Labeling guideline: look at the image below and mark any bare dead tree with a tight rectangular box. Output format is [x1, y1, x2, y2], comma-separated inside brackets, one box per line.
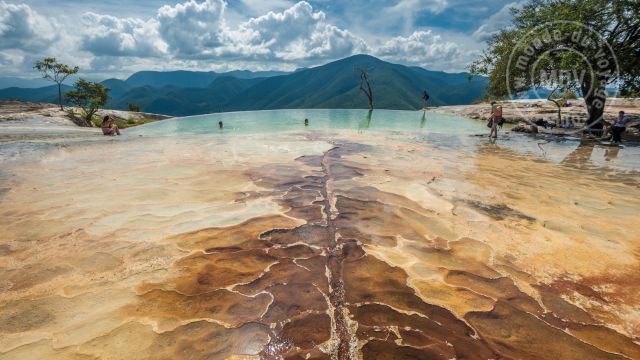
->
[547, 86, 563, 123]
[355, 67, 373, 110]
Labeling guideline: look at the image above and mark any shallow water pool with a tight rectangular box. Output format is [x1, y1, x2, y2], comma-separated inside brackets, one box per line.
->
[125, 109, 487, 136]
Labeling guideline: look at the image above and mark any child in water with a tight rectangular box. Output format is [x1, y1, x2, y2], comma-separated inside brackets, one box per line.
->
[488, 103, 503, 138]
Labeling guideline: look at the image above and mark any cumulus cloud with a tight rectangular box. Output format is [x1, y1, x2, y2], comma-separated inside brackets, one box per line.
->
[75, 1, 367, 63]
[0, 1, 56, 51]
[0, 0, 483, 76]
[228, 2, 367, 61]
[157, 0, 227, 55]
[375, 30, 463, 68]
[80, 13, 167, 57]
[473, 1, 522, 41]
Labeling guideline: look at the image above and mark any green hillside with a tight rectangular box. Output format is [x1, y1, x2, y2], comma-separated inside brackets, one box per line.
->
[0, 84, 74, 104]
[125, 69, 289, 88]
[0, 55, 487, 116]
[225, 55, 486, 111]
[109, 77, 264, 116]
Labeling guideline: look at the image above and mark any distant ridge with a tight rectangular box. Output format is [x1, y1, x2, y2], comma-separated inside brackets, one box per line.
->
[0, 55, 488, 116]
[124, 69, 289, 88]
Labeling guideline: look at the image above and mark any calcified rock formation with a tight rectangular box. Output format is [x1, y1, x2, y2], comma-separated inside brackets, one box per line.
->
[0, 131, 639, 359]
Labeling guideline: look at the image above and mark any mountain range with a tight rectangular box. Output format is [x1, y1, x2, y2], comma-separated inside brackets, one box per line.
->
[0, 55, 488, 116]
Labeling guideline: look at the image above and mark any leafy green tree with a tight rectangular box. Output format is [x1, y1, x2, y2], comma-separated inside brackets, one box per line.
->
[33, 57, 79, 111]
[65, 79, 111, 127]
[470, 0, 639, 128]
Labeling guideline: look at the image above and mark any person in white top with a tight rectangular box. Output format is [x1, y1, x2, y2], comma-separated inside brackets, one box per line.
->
[612, 111, 632, 143]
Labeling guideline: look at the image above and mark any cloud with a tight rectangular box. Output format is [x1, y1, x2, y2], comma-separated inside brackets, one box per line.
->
[236, 0, 294, 17]
[0, 0, 488, 77]
[473, 1, 522, 41]
[157, 0, 227, 55]
[228, 2, 367, 61]
[75, 1, 367, 63]
[0, 1, 56, 51]
[388, 0, 449, 15]
[375, 30, 464, 69]
[80, 13, 167, 57]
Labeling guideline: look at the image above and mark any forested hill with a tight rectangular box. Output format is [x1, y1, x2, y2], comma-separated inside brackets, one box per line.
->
[0, 55, 487, 116]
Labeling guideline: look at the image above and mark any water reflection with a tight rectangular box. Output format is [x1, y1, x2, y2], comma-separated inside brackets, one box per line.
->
[358, 110, 373, 132]
[604, 147, 619, 161]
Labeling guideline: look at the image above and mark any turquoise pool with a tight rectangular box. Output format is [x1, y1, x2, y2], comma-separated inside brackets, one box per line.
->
[125, 109, 487, 136]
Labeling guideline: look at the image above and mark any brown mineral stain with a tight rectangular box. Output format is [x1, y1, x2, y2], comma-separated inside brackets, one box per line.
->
[565, 323, 640, 359]
[352, 303, 497, 359]
[261, 224, 331, 247]
[280, 313, 332, 350]
[0, 302, 55, 333]
[444, 270, 525, 300]
[3, 132, 639, 359]
[465, 301, 627, 360]
[360, 339, 453, 360]
[164, 249, 276, 295]
[261, 282, 328, 323]
[74, 320, 271, 360]
[343, 255, 473, 337]
[167, 214, 302, 251]
[123, 288, 271, 328]
[463, 199, 536, 222]
[412, 279, 495, 317]
[235, 258, 328, 296]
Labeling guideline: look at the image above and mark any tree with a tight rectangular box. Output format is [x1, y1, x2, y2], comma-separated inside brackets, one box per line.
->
[470, 0, 640, 130]
[33, 57, 79, 110]
[65, 79, 111, 127]
[128, 102, 141, 112]
[355, 67, 373, 110]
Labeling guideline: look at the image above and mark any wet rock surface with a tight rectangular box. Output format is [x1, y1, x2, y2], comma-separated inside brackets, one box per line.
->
[0, 131, 639, 359]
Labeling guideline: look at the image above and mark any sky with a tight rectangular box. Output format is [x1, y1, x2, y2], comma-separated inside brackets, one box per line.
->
[0, 0, 521, 79]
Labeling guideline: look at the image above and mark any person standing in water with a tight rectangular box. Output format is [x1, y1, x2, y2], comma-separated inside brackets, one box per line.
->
[488, 102, 503, 138]
[422, 90, 430, 109]
[304, 118, 309, 126]
[218, 121, 223, 129]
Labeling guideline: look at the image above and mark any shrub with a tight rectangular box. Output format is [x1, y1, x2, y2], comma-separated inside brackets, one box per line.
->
[128, 103, 141, 112]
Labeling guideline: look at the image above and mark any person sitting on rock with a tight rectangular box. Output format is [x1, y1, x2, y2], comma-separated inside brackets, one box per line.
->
[611, 111, 633, 143]
[101, 115, 121, 136]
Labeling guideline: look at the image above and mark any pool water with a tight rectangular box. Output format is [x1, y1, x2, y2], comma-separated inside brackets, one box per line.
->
[125, 109, 489, 136]
[126, 108, 640, 173]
